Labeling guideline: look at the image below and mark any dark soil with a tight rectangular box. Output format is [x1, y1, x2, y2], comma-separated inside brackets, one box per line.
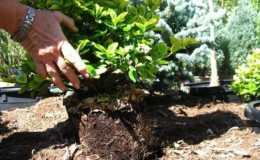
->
[1, 93, 260, 160]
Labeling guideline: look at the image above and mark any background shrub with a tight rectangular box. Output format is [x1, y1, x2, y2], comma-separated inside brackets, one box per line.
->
[0, 30, 26, 78]
[231, 48, 260, 100]
[217, 0, 260, 74]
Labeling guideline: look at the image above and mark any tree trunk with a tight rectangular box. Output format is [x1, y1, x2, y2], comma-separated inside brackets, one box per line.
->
[208, 0, 220, 87]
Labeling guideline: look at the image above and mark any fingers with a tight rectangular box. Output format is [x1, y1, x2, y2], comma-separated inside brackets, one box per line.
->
[61, 41, 90, 79]
[35, 63, 47, 78]
[53, 11, 79, 32]
[45, 62, 67, 91]
[22, 10, 88, 91]
[36, 55, 81, 91]
[56, 56, 80, 89]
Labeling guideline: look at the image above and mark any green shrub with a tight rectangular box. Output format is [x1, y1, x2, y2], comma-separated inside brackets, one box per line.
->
[0, 30, 27, 80]
[13, 0, 174, 95]
[155, 0, 225, 80]
[231, 48, 260, 100]
[217, 0, 259, 74]
[0, 30, 26, 67]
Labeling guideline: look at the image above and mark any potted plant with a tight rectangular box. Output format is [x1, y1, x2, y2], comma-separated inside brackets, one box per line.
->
[231, 48, 260, 122]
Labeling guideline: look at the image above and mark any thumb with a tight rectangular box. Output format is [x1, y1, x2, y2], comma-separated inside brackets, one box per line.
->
[53, 11, 79, 32]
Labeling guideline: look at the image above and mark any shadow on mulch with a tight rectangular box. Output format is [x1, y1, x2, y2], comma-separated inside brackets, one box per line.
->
[144, 95, 243, 144]
[0, 95, 248, 160]
[0, 112, 9, 136]
[0, 119, 78, 160]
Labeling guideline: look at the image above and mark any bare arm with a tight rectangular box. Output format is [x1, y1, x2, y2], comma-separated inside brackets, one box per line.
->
[0, 0, 27, 34]
[0, 0, 89, 91]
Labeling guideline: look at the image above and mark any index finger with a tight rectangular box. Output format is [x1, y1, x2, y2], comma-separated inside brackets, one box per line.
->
[53, 11, 79, 32]
[61, 41, 89, 79]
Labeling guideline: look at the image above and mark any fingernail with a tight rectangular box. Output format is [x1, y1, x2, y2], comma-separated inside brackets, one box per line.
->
[61, 86, 67, 91]
[75, 84, 80, 89]
[84, 73, 90, 79]
[74, 26, 79, 32]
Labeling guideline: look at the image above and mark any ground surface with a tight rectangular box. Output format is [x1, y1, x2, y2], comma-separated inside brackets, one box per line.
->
[0, 94, 260, 160]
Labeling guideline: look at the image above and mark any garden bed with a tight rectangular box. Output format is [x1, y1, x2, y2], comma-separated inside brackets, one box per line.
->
[1, 94, 260, 159]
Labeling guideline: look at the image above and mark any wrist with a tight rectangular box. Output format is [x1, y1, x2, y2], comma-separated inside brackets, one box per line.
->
[11, 4, 27, 35]
[10, 6, 36, 42]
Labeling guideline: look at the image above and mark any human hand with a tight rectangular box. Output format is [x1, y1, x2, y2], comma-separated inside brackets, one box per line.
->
[21, 10, 89, 91]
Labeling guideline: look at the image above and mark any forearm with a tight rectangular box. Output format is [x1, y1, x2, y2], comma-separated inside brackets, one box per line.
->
[0, 0, 27, 35]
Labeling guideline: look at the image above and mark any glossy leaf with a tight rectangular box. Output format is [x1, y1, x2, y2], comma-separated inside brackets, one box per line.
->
[128, 66, 138, 83]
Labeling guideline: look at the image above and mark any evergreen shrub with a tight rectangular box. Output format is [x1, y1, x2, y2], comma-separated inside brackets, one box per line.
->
[217, 0, 259, 74]
[12, 0, 175, 95]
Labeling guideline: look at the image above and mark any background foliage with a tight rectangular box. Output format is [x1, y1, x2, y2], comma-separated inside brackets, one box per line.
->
[0, 29, 26, 78]
[231, 48, 260, 100]
[143, 0, 226, 91]
[217, 0, 260, 74]
[153, 0, 259, 85]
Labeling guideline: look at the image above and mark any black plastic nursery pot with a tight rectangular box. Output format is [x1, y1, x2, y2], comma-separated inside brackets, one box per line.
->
[244, 100, 260, 123]
[0, 87, 41, 111]
[184, 79, 234, 102]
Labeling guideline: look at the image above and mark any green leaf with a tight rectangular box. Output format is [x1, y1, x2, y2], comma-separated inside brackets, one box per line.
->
[77, 39, 91, 52]
[137, 66, 156, 81]
[152, 27, 164, 33]
[146, 18, 158, 27]
[183, 38, 197, 46]
[116, 46, 131, 56]
[145, 0, 154, 9]
[95, 67, 107, 75]
[144, 56, 152, 61]
[104, 1, 117, 8]
[119, 1, 129, 10]
[34, 74, 45, 83]
[104, 20, 114, 28]
[107, 42, 118, 54]
[100, 10, 110, 18]
[36, 82, 50, 92]
[170, 36, 183, 53]
[18, 86, 30, 94]
[15, 74, 27, 84]
[128, 66, 138, 83]
[157, 42, 168, 56]
[139, 4, 147, 17]
[94, 4, 103, 18]
[80, 49, 90, 55]
[113, 69, 122, 74]
[128, 6, 137, 15]
[117, 12, 128, 22]
[0, 76, 16, 83]
[135, 22, 146, 31]
[109, 9, 117, 19]
[94, 44, 107, 53]
[156, 59, 169, 65]
[27, 61, 36, 71]
[150, 0, 161, 11]
[63, 0, 74, 8]
[147, 63, 159, 73]
[138, 15, 147, 24]
[86, 65, 98, 78]
[49, 4, 60, 10]
[86, 8, 95, 17]
[94, 51, 108, 59]
[29, 79, 40, 89]
[123, 23, 134, 32]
